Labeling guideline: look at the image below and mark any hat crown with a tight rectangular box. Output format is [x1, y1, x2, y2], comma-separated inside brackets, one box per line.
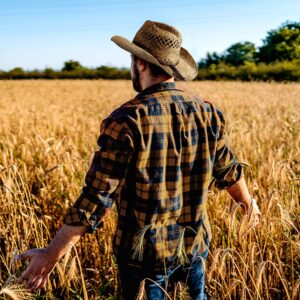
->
[133, 20, 182, 66]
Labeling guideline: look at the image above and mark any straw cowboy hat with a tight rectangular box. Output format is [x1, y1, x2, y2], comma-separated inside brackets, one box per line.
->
[111, 20, 198, 81]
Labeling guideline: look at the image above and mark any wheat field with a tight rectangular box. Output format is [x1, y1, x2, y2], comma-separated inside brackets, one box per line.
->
[0, 80, 299, 300]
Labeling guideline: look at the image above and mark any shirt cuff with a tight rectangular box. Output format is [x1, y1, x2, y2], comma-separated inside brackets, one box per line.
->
[64, 205, 107, 234]
[214, 161, 244, 190]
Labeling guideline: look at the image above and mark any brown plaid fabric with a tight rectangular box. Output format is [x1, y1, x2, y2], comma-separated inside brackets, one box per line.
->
[64, 82, 244, 271]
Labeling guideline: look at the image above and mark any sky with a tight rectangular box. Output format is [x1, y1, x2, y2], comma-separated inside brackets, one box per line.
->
[0, 0, 300, 71]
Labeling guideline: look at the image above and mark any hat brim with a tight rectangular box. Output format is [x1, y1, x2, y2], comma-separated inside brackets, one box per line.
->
[111, 35, 198, 81]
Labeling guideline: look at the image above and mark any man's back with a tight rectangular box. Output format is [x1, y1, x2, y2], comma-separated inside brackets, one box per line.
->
[91, 81, 243, 271]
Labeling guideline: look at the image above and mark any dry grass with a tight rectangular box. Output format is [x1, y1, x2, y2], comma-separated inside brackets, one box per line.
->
[0, 80, 299, 299]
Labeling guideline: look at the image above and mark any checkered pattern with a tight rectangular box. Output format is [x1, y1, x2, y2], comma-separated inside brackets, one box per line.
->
[64, 82, 244, 271]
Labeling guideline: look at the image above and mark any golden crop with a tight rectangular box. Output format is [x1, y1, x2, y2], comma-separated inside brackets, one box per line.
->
[0, 80, 299, 299]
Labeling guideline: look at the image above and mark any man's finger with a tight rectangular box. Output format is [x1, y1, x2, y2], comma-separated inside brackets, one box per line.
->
[18, 267, 32, 283]
[253, 214, 261, 226]
[37, 276, 48, 289]
[15, 249, 36, 261]
[25, 274, 39, 290]
[15, 253, 28, 261]
[30, 277, 43, 290]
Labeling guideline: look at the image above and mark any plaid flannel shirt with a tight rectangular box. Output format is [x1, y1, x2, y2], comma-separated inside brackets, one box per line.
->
[65, 82, 243, 271]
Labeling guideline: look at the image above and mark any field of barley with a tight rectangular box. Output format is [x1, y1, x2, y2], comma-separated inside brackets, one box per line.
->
[0, 80, 299, 300]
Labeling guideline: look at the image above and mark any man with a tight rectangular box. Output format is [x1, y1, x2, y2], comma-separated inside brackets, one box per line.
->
[15, 20, 261, 299]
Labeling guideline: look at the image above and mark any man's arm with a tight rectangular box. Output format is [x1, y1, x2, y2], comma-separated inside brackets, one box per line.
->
[15, 225, 87, 290]
[226, 177, 251, 211]
[211, 108, 261, 223]
[225, 177, 262, 224]
[15, 114, 135, 290]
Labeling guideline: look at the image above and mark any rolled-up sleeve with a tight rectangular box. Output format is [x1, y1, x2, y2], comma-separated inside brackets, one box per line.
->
[212, 109, 243, 190]
[64, 116, 134, 233]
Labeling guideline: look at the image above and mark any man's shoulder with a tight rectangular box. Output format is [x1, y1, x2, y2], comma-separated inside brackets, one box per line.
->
[180, 90, 224, 114]
[106, 97, 142, 121]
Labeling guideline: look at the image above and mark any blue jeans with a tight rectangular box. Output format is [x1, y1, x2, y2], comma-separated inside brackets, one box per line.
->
[117, 249, 208, 300]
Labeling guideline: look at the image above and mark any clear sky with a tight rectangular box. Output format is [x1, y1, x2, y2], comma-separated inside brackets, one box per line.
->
[1, 0, 300, 71]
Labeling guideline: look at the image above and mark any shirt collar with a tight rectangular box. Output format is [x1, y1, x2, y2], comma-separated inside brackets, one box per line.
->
[136, 82, 183, 99]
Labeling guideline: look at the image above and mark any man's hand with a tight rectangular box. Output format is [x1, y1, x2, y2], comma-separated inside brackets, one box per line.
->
[248, 198, 262, 226]
[226, 178, 262, 226]
[14, 225, 87, 291]
[15, 248, 57, 290]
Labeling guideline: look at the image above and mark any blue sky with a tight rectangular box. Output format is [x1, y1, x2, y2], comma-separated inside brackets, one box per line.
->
[1, 0, 300, 71]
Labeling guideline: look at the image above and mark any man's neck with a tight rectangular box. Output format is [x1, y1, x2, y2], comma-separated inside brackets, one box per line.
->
[141, 76, 174, 91]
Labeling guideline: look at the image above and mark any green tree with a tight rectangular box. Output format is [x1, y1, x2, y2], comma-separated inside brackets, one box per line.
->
[43, 67, 56, 79]
[62, 60, 84, 71]
[198, 51, 223, 68]
[223, 41, 256, 66]
[8, 67, 25, 78]
[257, 21, 300, 63]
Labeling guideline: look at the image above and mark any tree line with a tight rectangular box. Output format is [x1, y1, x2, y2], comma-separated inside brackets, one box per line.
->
[197, 20, 300, 81]
[1, 20, 299, 81]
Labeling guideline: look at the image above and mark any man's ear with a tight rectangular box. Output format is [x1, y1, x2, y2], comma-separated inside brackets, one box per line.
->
[136, 58, 147, 72]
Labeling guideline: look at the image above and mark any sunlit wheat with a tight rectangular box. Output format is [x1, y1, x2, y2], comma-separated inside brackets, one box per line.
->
[0, 80, 299, 299]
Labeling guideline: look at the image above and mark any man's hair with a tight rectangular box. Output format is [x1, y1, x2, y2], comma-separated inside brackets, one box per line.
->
[132, 55, 171, 78]
[147, 62, 171, 78]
